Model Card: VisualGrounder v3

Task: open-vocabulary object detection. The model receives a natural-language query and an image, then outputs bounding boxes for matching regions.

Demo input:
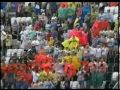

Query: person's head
[28,3,31,6]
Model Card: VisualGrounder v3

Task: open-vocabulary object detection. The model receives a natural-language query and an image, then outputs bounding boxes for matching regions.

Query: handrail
[113,81,118,89]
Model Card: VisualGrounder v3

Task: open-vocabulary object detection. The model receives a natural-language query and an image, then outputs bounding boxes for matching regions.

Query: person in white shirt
[60,81,65,89]
[103,10,113,23]
[95,45,102,59]
[101,45,109,59]
[20,29,25,44]
[89,47,96,57]
[1,27,7,56]
[31,69,39,83]
[53,60,64,75]
[70,81,80,89]
[1,27,7,47]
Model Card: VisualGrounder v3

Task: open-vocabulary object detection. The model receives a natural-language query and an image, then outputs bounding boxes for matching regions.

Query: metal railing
[113,81,118,89]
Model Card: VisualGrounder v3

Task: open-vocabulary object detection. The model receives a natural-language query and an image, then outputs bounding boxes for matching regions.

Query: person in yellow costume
[62,53,72,64]
[48,37,54,47]
[62,39,70,49]
[46,71,54,80]
[52,72,61,84]
[114,19,118,32]
[62,37,79,50]
[68,36,79,50]
[71,52,80,71]
[38,70,47,81]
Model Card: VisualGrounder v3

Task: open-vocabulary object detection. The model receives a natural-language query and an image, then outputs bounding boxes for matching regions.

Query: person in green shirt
[90,71,105,89]
[31,13,37,25]
[25,3,33,17]
[90,8,99,25]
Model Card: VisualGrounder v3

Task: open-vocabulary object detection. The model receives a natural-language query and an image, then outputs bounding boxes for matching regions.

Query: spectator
[0,2,118,89]
[5,31,12,49]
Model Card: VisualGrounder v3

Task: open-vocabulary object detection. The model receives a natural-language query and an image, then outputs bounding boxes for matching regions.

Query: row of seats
[6,49,24,57]
[11,17,32,25]
[5,49,24,64]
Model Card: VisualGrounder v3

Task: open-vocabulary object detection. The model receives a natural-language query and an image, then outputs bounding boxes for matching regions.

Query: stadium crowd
[0,2,119,89]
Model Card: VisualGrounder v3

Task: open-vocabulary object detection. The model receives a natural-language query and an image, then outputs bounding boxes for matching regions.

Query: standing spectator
[46,2,51,18]
[50,2,58,15]
[77,70,85,88]
[34,2,41,15]
[25,3,33,17]
[90,8,99,25]
[16,2,24,17]
[64,78,70,89]
[43,79,55,89]
[84,71,91,88]
[84,13,91,29]
[70,80,80,89]
[1,26,7,56]
[5,31,12,49]
[12,30,18,49]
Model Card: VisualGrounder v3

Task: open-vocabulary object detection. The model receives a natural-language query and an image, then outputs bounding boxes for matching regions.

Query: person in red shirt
[34,20,43,31]
[24,71,33,85]
[64,62,77,79]
[80,59,90,73]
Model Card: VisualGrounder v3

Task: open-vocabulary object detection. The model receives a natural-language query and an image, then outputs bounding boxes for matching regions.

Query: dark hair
[28,3,31,6]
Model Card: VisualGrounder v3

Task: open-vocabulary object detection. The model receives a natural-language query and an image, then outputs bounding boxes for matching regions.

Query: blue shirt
[82,5,91,18]
[1,2,7,10]
[102,12,113,22]
[43,81,54,89]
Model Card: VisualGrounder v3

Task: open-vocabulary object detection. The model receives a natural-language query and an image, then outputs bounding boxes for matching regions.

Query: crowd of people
[0,2,119,89]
